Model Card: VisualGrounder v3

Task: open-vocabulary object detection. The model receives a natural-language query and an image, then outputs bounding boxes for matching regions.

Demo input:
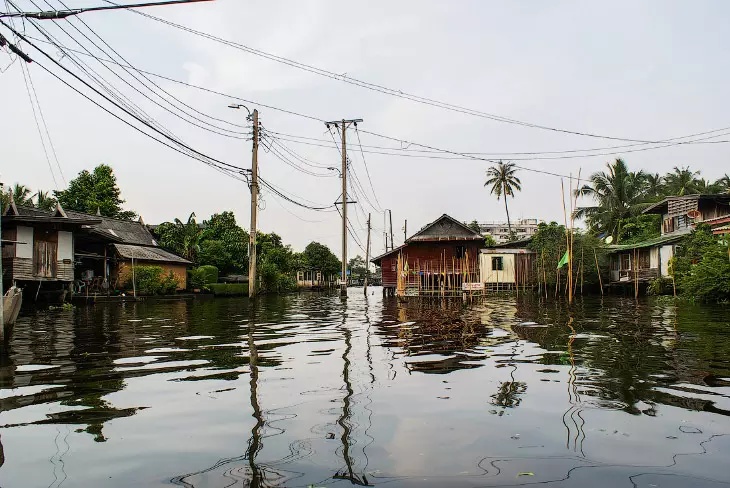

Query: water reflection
[0,293,729,487]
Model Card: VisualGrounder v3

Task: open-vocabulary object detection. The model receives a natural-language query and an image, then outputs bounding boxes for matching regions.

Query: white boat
[3,287,22,327]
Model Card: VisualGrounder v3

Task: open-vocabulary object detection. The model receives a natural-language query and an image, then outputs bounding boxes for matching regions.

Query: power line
[353,125,382,211]
[22,32,730,161]
[114,2,679,143]
[19,57,59,188]
[0,0,213,19]
[1,19,248,176]
[30,0,249,139]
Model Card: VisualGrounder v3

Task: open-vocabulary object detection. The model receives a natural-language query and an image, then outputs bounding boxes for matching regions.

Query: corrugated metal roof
[113,244,191,264]
[66,210,157,246]
[606,234,683,253]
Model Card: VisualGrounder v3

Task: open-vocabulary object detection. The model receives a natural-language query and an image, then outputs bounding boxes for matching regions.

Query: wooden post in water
[542,251,548,299]
[594,248,603,296]
[634,248,639,299]
[561,179,572,302]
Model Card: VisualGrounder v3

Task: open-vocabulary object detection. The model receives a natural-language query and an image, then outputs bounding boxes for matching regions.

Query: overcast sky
[2,0,729,257]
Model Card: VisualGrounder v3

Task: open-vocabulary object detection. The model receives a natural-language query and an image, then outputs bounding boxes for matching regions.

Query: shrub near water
[126,265,179,295]
[190,265,219,289]
[672,225,730,302]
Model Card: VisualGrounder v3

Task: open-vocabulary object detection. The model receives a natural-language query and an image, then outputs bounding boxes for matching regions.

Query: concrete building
[478,218,540,243]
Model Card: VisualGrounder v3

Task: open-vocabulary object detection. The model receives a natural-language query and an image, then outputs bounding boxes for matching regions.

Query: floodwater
[1,291,730,487]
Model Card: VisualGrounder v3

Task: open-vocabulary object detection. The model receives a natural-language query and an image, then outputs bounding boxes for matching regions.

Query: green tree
[716,173,730,193]
[484,235,497,247]
[693,178,723,194]
[202,212,248,272]
[644,173,665,199]
[575,159,650,242]
[672,224,730,302]
[485,161,521,233]
[348,255,367,279]
[54,164,136,219]
[664,166,700,196]
[156,213,202,262]
[467,220,482,233]
[198,240,233,272]
[302,242,341,276]
[34,190,56,211]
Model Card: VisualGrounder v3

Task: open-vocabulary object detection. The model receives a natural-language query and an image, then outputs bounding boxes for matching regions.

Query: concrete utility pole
[404,219,407,242]
[249,109,259,298]
[364,213,371,293]
[229,103,258,298]
[325,118,363,296]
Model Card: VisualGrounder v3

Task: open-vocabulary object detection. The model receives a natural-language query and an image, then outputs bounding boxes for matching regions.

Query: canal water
[1,291,729,487]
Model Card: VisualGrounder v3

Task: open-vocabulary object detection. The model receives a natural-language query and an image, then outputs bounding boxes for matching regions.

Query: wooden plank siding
[381,241,482,289]
[9,258,74,282]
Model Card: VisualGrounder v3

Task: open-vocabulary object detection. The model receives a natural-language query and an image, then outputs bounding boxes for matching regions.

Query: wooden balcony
[610,268,659,283]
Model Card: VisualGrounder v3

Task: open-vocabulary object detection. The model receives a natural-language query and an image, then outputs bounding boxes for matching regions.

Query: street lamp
[228,103,252,120]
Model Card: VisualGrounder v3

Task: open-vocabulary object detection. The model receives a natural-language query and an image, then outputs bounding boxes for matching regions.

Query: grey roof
[3,204,100,226]
[65,210,158,246]
[113,244,191,264]
[408,214,483,242]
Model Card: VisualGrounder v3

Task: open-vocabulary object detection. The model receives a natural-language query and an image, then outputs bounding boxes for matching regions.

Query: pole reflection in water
[246,305,266,487]
[333,298,372,486]
[562,315,586,456]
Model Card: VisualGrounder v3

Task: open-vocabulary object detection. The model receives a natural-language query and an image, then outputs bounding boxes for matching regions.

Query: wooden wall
[379,241,482,288]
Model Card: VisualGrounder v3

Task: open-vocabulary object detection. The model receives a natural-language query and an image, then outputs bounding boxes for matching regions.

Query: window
[455,246,465,258]
[620,254,630,270]
[492,256,504,271]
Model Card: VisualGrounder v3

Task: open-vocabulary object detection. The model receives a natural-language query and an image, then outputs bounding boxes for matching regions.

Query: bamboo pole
[580,248,584,296]
[542,250,548,299]
[594,248,603,296]
[561,179,572,302]
[634,248,639,299]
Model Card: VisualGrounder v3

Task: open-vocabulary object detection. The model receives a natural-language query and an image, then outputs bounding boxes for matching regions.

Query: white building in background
[478,218,541,243]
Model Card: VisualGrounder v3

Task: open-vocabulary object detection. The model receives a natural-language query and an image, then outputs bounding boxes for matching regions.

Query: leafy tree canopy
[54,164,136,220]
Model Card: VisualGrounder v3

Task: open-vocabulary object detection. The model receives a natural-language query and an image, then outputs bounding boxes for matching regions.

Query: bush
[190,265,219,289]
[207,283,248,296]
[126,265,179,295]
[647,276,673,296]
[673,225,730,302]
[259,262,280,292]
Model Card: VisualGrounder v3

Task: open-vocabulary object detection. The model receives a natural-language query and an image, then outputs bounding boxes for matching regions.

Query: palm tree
[484,161,521,232]
[11,184,33,206]
[645,173,665,199]
[715,173,730,193]
[575,159,649,242]
[174,213,203,262]
[664,166,700,196]
[693,178,723,195]
[34,190,57,211]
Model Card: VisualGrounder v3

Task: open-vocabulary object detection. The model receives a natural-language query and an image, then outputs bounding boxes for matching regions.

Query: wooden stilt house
[371,214,484,297]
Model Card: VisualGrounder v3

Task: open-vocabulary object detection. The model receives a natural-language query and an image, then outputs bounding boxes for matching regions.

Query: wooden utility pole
[325,118,363,296]
[404,219,407,242]
[0,181,4,331]
[364,213,371,292]
[249,109,259,298]
[389,209,394,251]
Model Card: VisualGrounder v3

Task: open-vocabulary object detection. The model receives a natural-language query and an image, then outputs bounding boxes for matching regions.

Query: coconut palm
[715,173,730,193]
[34,190,57,211]
[664,166,700,196]
[484,161,521,233]
[575,159,649,242]
[11,184,33,206]
[645,173,665,199]
[693,178,723,195]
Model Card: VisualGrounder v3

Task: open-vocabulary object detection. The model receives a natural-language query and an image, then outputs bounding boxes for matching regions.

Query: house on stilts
[371,214,484,297]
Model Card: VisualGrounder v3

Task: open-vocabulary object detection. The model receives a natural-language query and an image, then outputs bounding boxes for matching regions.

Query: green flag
[557,251,569,269]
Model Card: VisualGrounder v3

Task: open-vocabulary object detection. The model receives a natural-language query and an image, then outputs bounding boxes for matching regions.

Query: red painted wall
[378,241,482,287]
